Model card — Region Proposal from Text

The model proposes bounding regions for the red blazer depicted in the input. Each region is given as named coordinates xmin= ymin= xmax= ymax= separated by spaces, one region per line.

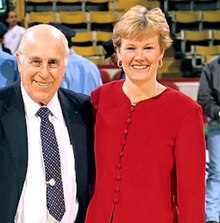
xmin=86 ymin=80 xmax=205 ymax=223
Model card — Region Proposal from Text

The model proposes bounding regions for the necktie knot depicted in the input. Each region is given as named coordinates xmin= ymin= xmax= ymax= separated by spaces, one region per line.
xmin=37 ymin=107 xmax=50 ymax=119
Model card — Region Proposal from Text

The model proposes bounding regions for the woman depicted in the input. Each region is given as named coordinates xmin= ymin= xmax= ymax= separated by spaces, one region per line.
xmin=86 ymin=5 xmax=206 ymax=223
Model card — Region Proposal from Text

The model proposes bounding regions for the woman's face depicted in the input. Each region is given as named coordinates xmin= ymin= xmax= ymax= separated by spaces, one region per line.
xmin=117 ymin=33 xmax=164 ymax=83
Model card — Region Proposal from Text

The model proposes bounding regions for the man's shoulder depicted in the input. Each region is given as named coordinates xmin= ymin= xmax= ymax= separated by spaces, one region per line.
xmin=0 ymin=83 xmax=18 ymax=108
xmin=59 ymin=87 xmax=90 ymax=104
xmin=206 ymin=55 xmax=220 ymax=67
xmin=59 ymin=88 xmax=92 ymax=117
xmin=0 ymin=81 xmax=15 ymax=91
xmin=201 ymin=55 xmax=220 ymax=75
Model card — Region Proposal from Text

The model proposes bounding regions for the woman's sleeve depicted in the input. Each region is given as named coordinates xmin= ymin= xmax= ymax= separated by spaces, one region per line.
xmin=175 ymin=105 xmax=206 ymax=223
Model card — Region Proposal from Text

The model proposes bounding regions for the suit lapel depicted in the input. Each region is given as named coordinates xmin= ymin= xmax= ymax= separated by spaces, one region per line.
xmin=1 ymin=82 xmax=28 ymax=192
xmin=58 ymin=90 xmax=81 ymax=180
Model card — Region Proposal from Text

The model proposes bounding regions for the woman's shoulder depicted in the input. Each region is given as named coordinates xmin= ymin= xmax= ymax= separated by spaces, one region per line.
xmin=90 ymin=80 xmax=124 ymax=108
xmin=164 ymin=87 xmax=201 ymax=110
xmin=92 ymin=80 xmax=124 ymax=95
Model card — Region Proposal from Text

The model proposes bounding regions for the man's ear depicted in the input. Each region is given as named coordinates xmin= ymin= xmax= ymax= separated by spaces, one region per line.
xmin=16 ymin=51 xmax=22 ymax=65
xmin=15 ymin=51 xmax=23 ymax=73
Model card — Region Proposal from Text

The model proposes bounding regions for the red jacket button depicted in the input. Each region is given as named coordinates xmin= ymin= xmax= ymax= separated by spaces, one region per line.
xmin=115 ymin=186 xmax=120 ymax=192
xmin=116 ymin=175 xmax=121 ymax=181
xmin=113 ymin=198 xmax=119 ymax=203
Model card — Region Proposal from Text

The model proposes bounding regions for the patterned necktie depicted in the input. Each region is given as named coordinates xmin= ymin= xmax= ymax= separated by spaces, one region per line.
xmin=37 ymin=107 xmax=66 ymax=221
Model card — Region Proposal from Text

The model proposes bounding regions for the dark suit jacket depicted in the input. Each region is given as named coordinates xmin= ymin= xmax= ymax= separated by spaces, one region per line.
xmin=0 ymin=81 xmax=94 ymax=223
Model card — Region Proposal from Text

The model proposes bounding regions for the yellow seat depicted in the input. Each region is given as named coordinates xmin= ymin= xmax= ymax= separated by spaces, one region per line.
xmin=95 ymin=31 xmax=112 ymax=45
xmin=59 ymin=11 xmax=87 ymax=24
xmin=145 ymin=0 xmax=160 ymax=9
xmin=89 ymin=11 xmax=117 ymax=24
xmin=202 ymin=10 xmax=220 ymax=23
xmin=205 ymin=54 xmax=218 ymax=63
xmin=89 ymin=11 xmax=117 ymax=31
xmin=170 ymin=10 xmax=201 ymax=33
xmin=212 ymin=29 xmax=220 ymax=45
xmin=188 ymin=45 xmax=219 ymax=68
xmin=192 ymin=45 xmax=219 ymax=56
xmin=108 ymin=1 xmax=126 ymax=12
xmin=26 ymin=11 xmax=57 ymax=27
xmin=72 ymin=45 xmax=102 ymax=57
xmin=59 ymin=11 xmax=88 ymax=30
xmin=72 ymin=31 xmax=94 ymax=46
xmin=179 ymin=30 xmax=212 ymax=53
xmin=201 ymin=10 xmax=220 ymax=29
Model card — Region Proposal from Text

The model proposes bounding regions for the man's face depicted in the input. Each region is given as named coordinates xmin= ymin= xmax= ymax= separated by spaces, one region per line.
xmin=7 ymin=11 xmax=18 ymax=28
xmin=16 ymin=31 xmax=67 ymax=105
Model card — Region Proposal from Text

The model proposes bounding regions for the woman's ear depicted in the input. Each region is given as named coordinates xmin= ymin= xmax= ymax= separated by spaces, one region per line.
xmin=160 ymin=48 xmax=165 ymax=59
xmin=116 ymin=47 xmax=121 ymax=61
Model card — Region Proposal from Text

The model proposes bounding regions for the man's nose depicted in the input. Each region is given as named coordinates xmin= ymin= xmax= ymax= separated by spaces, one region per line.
xmin=39 ymin=64 xmax=50 ymax=78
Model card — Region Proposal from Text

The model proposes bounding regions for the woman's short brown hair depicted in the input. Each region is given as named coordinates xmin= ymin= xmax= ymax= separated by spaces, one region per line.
xmin=112 ymin=5 xmax=173 ymax=51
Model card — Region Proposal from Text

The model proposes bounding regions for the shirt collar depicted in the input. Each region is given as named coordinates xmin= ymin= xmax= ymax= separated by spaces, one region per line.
xmin=21 ymin=83 xmax=60 ymax=120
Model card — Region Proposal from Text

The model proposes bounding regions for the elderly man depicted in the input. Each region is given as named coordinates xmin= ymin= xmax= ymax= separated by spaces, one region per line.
xmin=0 ymin=24 xmax=94 ymax=223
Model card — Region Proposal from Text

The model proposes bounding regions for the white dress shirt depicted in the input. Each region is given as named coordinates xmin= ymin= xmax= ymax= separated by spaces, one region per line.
xmin=15 ymin=84 xmax=78 ymax=223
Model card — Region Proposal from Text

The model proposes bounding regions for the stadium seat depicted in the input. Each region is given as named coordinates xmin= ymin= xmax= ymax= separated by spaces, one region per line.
xmin=72 ymin=31 xmax=94 ymax=46
xmin=72 ymin=45 xmax=103 ymax=57
xmin=26 ymin=11 xmax=57 ymax=27
xmin=178 ymin=30 xmax=212 ymax=54
xmin=201 ymin=10 xmax=220 ymax=29
xmin=95 ymin=31 xmax=113 ymax=45
xmin=59 ymin=11 xmax=88 ymax=30
xmin=170 ymin=11 xmax=201 ymax=34
xmin=212 ymin=29 xmax=220 ymax=45
xmin=187 ymin=45 xmax=219 ymax=69
xmin=88 ymin=11 xmax=117 ymax=31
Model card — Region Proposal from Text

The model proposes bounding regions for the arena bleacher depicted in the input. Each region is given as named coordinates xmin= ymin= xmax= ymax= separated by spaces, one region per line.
xmin=9 ymin=0 xmax=220 ymax=86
